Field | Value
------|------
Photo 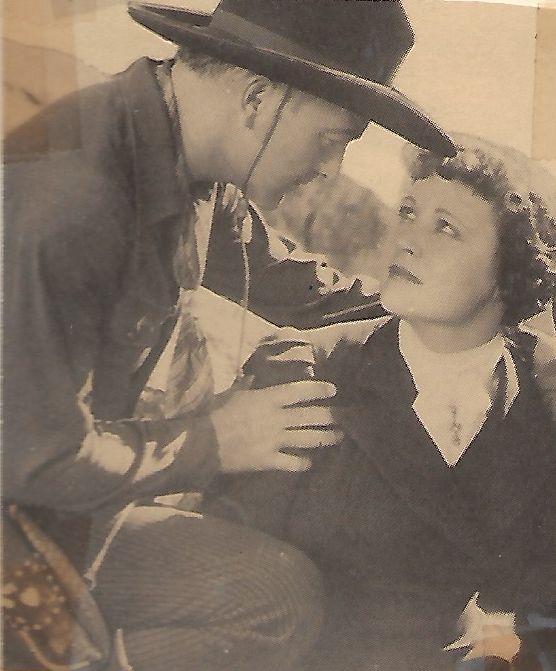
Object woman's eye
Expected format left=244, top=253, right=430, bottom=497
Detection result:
left=437, top=219, right=460, bottom=238
left=398, top=205, right=415, bottom=220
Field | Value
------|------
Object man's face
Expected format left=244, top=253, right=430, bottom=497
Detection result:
left=246, top=90, right=366, bottom=210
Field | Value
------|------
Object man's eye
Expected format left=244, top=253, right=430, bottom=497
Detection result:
left=398, top=205, right=415, bottom=220
left=437, top=219, right=460, bottom=238
left=320, top=134, right=342, bottom=149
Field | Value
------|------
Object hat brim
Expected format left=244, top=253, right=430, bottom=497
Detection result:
left=129, top=2, right=456, bottom=157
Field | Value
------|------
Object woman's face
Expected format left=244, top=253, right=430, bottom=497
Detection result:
left=381, top=175, right=502, bottom=326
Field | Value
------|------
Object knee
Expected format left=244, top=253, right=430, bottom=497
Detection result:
left=248, top=538, right=324, bottom=655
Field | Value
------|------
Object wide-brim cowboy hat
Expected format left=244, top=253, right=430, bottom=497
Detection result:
left=128, top=0, right=456, bottom=157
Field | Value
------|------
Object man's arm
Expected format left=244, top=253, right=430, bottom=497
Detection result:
left=5, top=247, right=340, bottom=513
left=4, top=166, right=341, bottom=513
left=4, top=174, right=220, bottom=511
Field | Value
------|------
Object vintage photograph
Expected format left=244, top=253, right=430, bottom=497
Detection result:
left=3, top=1, right=556, bottom=670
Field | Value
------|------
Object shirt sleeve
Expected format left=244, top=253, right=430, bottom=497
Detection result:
left=4, top=161, right=220, bottom=514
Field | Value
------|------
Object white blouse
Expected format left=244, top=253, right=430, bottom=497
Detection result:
left=398, top=320, right=519, bottom=466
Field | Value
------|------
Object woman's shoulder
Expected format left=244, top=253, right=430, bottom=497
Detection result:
left=316, top=316, right=399, bottom=389
left=507, top=326, right=556, bottom=426
left=528, top=329, right=556, bottom=423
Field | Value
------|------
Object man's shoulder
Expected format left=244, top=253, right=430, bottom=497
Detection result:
left=4, top=60, right=163, bottom=240
left=4, top=58, right=156, bottom=163
left=5, top=80, right=113, bottom=163
left=5, top=141, right=131, bottom=246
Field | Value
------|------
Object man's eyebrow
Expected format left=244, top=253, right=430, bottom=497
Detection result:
left=323, top=126, right=365, bottom=140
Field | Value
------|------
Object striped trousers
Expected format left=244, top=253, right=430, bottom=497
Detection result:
left=91, top=505, right=323, bottom=671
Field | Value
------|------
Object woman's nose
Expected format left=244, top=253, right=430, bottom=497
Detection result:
left=397, top=224, right=421, bottom=258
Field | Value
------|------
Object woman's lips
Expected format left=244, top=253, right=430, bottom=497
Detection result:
left=388, top=264, right=423, bottom=285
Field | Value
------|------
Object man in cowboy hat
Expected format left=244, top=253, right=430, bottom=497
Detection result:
left=3, top=1, right=458, bottom=670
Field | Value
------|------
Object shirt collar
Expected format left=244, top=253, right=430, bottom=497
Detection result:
left=398, top=320, right=519, bottom=416
left=116, top=58, right=186, bottom=228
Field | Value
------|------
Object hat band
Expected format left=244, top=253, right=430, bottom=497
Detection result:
left=208, top=9, right=349, bottom=75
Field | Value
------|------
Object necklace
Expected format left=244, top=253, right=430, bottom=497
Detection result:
left=449, top=404, right=463, bottom=448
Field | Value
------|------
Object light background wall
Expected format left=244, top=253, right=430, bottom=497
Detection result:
left=4, top=0, right=556, bottom=206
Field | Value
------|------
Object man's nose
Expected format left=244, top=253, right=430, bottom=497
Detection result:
left=318, top=152, right=344, bottom=180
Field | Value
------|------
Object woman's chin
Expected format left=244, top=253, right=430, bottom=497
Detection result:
left=381, top=296, right=429, bottom=323
left=380, top=287, right=413, bottom=318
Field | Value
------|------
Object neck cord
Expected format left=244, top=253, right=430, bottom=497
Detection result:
left=234, top=86, right=293, bottom=376
left=83, top=71, right=292, bottom=594
left=162, top=60, right=293, bottom=377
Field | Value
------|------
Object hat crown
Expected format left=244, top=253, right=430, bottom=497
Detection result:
left=212, top=0, right=414, bottom=85
left=128, top=0, right=456, bottom=155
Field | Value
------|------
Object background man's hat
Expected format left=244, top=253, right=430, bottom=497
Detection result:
left=128, top=0, right=456, bottom=156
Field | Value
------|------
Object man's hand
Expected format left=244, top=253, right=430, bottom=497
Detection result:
left=210, top=380, right=341, bottom=473
left=243, top=337, right=316, bottom=388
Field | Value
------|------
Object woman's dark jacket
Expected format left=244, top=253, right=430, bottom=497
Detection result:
left=208, top=318, right=556, bottom=671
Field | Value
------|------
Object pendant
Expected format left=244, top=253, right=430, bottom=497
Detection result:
left=449, top=404, right=463, bottom=447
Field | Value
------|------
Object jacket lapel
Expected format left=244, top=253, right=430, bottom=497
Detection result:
left=453, top=357, right=556, bottom=545
left=92, top=59, right=184, bottom=419
left=336, top=320, right=492, bottom=562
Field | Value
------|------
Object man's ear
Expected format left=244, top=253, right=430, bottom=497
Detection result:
left=241, top=76, right=274, bottom=129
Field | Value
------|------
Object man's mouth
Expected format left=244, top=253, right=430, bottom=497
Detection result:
left=293, top=173, right=320, bottom=188
left=388, top=264, right=422, bottom=285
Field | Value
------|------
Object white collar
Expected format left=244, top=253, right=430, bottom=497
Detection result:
left=398, top=321, right=519, bottom=466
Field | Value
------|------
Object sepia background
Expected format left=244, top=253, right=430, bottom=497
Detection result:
left=4, top=0, right=556, bottom=284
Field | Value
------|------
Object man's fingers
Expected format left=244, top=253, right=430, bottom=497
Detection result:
left=283, top=405, right=335, bottom=429
left=282, top=428, right=344, bottom=449
left=269, top=452, right=313, bottom=473
left=252, top=338, right=311, bottom=355
left=246, top=341, right=314, bottom=366
left=274, top=380, right=337, bottom=406
left=266, top=343, right=314, bottom=363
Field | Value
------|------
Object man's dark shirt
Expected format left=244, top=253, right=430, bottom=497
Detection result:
left=4, top=57, right=382, bottom=518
